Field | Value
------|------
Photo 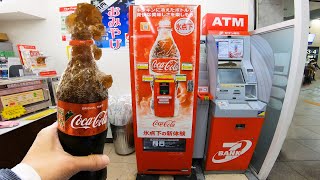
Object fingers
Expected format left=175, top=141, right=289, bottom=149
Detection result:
left=73, top=155, right=110, bottom=172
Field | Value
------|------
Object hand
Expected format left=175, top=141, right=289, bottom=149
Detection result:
left=22, top=122, right=110, bottom=180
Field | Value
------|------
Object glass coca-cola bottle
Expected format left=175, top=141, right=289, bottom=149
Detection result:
left=56, top=3, right=112, bottom=180
left=149, top=19, right=180, bottom=116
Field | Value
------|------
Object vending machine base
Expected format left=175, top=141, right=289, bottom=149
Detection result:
left=135, top=138, right=194, bottom=175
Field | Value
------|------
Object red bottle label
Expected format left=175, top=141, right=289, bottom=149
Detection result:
left=151, top=58, right=179, bottom=74
left=57, top=100, right=108, bottom=136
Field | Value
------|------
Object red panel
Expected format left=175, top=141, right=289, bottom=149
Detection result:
left=154, top=81, right=175, bottom=117
left=205, top=117, right=264, bottom=171
left=129, top=5, right=201, bottom=175
left=202, top=13, right=248, bottom=35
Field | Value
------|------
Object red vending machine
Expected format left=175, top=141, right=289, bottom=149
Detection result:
left=129, top=4, right=200, bottom=176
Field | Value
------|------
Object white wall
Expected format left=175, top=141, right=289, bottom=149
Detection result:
left=310, top=19, right=320, bottom=47
left=0, top=0, right=254, bottom=97
left=309, top=19, right=320, bottom=61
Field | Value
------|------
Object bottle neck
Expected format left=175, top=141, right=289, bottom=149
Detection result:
left=157, top=27, right=173, bottom=40
left=71, top=45, right=93, bottom=63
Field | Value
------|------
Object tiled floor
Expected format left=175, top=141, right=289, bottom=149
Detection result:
left=102, top=76, right=320, bottom=180
left=104, top=143, right=137, bottom=180
left=104, top=143, right=249, bottom=179
left=268, top=73, right=320, bottom=180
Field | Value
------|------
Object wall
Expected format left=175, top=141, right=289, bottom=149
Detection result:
left=0, top=0, right=253, bottom=97
left=257, top=0, right=284, bottom=28
left=310, top=19, right=320, bottom=47
left=310, top=2, right=320, bottom=11
left=309, top=19, right=320, bottom=61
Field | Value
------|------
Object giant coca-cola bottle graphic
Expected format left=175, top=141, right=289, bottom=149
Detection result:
left=56, top=3, right=113, bottom=180
left=149, top=19, right=180, bottom=116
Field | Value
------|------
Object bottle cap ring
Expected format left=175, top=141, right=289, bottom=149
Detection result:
left=69, top=40, right=94, bottom=46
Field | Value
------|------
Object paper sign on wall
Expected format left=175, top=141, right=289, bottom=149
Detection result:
left=59, top=6, right=77, bottom=42
left=91, top=0, right=134, bottom=50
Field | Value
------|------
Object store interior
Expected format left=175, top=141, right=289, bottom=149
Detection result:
left=268, top=1, right=320, bottom=179
left=0, top=0, right=313, bottom=180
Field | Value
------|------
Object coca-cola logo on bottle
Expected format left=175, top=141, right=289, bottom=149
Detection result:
left=151, top=59, right=179, bottom=73
left=70, top=110, right=107, bottom=129
left=152, top=120, right=176, bottom=127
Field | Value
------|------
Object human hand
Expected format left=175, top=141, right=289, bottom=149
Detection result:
left=21, top=122, right=110, bottom=180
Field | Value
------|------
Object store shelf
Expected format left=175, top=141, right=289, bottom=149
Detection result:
left=0, top=1, right=46, bottom=21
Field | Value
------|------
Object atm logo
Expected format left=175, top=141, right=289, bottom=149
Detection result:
left=211, top=17, right=244, bottom=28
left=202, top=14, right=248, bottom=35
left=212, top=140, right=252, bottom=163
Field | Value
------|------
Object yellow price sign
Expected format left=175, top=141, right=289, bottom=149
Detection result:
left=137, top=63, right=149, bottom=70
left=1, top=105, right=26, bottom=120
left=176, top=75, right=187, bottom=82
left=181, top=63, right=193, bottom=70
left=142, top=75, right=154, bottom=82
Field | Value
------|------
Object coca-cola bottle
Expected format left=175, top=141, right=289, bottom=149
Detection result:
left=56, top=3, right=112, bottom=180
left=149, top=20, right=180, bottom=116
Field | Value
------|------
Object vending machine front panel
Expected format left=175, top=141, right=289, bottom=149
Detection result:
left=129, top=4, right=200, bottom=175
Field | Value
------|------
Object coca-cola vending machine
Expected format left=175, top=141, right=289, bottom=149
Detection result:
left=129, top=4, right=200, bottom=176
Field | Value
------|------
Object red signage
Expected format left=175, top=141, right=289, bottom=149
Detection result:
left=202, top=14, right=248, bottom=35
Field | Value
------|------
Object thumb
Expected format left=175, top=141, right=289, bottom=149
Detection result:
left=73, top=154, right=110, bottom=172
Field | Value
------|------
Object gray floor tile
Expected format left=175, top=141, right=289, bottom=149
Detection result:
left=277, top=140, right=320, bottom=161
left=293, top=116, right=320, bottom=126
left=296, top=140, right=320, bottom=153
left=294, top=109, right=320, bottom=116
left=302, top=126, right=320, bottom=135
left=267, top=162, right=306, bottom=180
left=286, top=161, right=320, bottom=180
left=286, top=126, right=320, bottom=140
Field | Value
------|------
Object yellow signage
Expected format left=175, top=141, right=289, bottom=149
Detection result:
left=176, top=75, right=187, bottom=82
left=181, top=63, right=193, bottom=70
left=137, top=63, right=149, bottom=70
left=66, top=46, right=72, bottom=61
left=220, top=84, right=238, bottom=88
left=1, top=105, right=26, bottom=120
left=25, top=109, right=57, bottom=120
left=155, top=75, right=174, bottom=79
left=258, top=111, right=265, bottom=117
left=155, top=80, right=174, bottom=83
left=0, top=89, right=45, bottom=107
left=142, top=75, right=154, bottom=82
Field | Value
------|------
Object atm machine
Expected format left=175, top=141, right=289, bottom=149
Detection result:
left=205, top=34, right=268, bottom=171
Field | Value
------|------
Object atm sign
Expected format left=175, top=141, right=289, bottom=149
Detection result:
left=202, top=14, right=248, bottom=35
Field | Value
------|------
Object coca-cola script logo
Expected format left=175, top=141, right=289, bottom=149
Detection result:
left=151, top=59, right=179, bottom=74
left=71, top=110, right=107, bottom=129
left=152, top=120, right=176, bottom=128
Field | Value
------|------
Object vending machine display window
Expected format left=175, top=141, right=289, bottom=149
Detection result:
left=159, top=83, right=169, bottom=95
